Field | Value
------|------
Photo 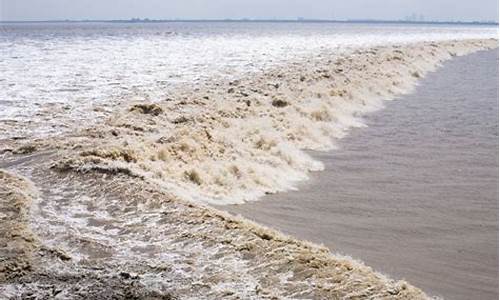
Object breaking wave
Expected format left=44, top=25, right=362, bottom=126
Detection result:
left=1, top=38, right=497, bottom=299
left=43, top=39, right=497, bottom=205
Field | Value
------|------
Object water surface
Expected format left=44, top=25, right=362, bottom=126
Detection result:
left=0, top=22, right=496, bottom=138
left=225, top=49, right=499, bottom=300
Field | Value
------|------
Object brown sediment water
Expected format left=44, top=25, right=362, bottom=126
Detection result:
left=0, top=39, right=498, bottom=299
left=12, top=39, right=496, bottom=207
left=223, top=49, right=499, bottom=300
left=0, top=154, right=431, bottom=299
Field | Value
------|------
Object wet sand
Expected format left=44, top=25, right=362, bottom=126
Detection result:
left=223, top=49, right=499, bottom=299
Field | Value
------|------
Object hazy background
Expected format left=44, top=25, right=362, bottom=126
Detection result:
left=0, top=0, right=498, bottom=22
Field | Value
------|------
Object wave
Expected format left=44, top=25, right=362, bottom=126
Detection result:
left=0, top=170, right=38, bottom=282
left=43, top=38, right=498, bottom=205
left=0, top=163, right=430, bottom=299
left=1, top=38, right=497, bottom=299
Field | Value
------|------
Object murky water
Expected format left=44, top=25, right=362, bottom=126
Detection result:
left=224, top=50, right=499, bottom=300
left=1, top=21, right=498, bottom=298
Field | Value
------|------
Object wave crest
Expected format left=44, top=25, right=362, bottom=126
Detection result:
left=50, top=39, right=498, bottom=204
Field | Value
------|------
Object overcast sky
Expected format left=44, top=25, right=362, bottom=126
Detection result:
left=1, top=0, right=498, bottom=22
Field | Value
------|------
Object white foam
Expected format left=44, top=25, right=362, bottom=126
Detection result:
left=0, top=23, right=497, bottom=138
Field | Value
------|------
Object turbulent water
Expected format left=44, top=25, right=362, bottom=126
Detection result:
left=0, top=22, right=498, bottom=299
left=0, top=22, right=497, bottom=138
left=224, top=49, right=499, bottom=300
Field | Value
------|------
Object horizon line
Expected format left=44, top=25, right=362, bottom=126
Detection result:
left=0, top=18, right=498, bottom=25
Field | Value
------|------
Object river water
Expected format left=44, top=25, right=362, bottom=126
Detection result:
left=1, top=22, right=498, bottom=298
left=0, top=22, right=496, bottom=138
left=224, top=49, right=499, bottom=300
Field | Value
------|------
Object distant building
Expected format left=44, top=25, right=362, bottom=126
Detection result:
left=404, top=13, right=425, bottom=22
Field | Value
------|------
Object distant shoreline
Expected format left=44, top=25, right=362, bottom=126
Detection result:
left=0, top=19, right=498, bottom=26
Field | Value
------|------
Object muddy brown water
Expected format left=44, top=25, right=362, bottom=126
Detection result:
left=222, top=50, right=499, bottom=300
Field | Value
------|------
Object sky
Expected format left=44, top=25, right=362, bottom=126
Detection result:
left=1, top=0, right=498, bottom=22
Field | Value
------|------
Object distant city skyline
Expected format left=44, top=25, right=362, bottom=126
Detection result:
left=1, top=0, right=498, bottom=22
